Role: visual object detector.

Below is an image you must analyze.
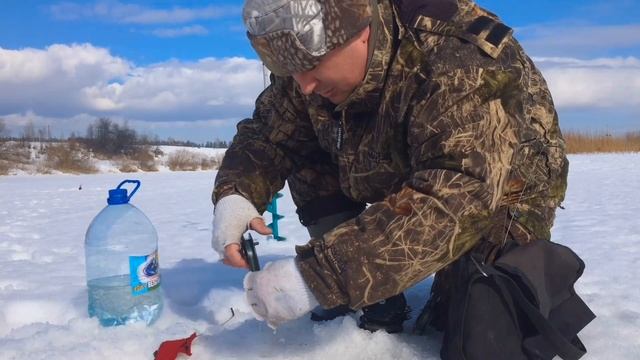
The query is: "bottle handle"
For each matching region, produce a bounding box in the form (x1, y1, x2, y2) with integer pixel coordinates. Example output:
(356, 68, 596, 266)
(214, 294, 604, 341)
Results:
(116, 180, 141, 202)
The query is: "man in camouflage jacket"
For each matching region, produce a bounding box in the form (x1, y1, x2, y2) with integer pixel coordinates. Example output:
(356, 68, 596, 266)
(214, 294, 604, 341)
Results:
(211, 0, 568, 330)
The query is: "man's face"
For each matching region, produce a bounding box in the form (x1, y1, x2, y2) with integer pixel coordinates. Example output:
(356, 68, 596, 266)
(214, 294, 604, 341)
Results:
(292, 26, 370, 104)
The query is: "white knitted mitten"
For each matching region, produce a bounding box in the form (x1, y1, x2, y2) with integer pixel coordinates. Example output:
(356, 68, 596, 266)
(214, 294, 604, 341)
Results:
(211, 194, 260, 257)
(244, 258, 319, 328)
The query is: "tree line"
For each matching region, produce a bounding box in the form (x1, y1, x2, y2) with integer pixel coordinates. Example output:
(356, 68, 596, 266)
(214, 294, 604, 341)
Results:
(0, 118, 229, 153)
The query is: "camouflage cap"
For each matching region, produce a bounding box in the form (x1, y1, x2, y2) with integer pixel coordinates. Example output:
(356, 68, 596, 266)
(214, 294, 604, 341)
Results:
(243, 0, 372, 76)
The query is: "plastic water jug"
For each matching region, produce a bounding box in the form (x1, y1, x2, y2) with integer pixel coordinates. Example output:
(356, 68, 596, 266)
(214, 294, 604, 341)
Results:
(85, 180, 163, 326)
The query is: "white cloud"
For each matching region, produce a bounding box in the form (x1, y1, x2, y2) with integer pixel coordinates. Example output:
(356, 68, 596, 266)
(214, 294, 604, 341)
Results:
(50, 1, 240, 24)
(0, 43, 265, 140)
(79, 57, 265, 119)
(0, 44, 129, 84)
(0, 44, 131, 117)
(0, 43, 264, 116)
(1, 43, 636, 141)
(151, 25, 209, 38)
(534, 56, 640, 109)
(517, 23, 640, 57)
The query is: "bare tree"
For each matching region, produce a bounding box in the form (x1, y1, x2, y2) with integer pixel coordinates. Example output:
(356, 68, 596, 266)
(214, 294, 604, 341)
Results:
(0, 118, 7, 139)
(86, 118, 138, 156)
(22, 120, 36, 141)
(37, 127, 47, 141)
(86, 123, 95, 140)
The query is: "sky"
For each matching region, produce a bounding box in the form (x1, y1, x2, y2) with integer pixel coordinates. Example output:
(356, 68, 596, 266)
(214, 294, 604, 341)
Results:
(0, 0, 638, 142)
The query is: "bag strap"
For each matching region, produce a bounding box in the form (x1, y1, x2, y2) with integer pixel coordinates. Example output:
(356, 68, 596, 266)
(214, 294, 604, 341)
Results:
(479, 265, 586, 360)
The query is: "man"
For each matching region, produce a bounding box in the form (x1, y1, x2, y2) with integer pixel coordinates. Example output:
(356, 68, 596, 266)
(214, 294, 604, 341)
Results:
(211, 0, 568, 333)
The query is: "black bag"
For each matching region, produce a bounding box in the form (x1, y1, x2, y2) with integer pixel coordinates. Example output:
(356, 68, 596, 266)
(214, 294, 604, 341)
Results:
(420, 240, 596, 360)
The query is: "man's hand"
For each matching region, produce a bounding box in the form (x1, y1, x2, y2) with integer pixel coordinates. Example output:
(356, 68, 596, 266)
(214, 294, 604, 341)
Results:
(244, 258, 319, 328)
(223, 218, 272, 269)
(212, 195, 272, 268)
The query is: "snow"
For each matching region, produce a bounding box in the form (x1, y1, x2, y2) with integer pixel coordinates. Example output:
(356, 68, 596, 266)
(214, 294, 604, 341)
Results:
(0, 153, 638, 359)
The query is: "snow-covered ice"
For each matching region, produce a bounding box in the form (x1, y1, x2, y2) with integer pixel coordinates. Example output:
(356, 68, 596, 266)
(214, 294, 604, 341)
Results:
(0, 154, 638, 359)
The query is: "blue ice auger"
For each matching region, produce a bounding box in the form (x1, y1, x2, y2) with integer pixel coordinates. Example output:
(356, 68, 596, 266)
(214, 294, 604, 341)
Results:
(266, 192, 285, 241)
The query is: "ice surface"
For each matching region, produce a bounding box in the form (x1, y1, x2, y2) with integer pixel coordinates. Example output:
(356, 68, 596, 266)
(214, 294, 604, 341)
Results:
(0, 154, 638, 359)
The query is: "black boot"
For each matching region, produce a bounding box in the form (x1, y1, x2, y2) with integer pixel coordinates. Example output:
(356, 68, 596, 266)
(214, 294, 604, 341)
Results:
(358, 293, 411, 333)
(310, 304, 355, 322)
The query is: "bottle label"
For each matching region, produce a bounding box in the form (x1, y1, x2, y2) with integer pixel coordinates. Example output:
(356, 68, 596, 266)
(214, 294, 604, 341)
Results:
(129, 250, 160, 296)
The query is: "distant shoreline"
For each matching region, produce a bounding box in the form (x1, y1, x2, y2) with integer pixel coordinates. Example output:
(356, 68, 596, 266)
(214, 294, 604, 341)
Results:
(0, 141, 226, 176)
(3, 133, 640, 176)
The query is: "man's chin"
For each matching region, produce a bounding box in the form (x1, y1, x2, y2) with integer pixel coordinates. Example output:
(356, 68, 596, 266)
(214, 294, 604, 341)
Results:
(326, 92, 347, 104)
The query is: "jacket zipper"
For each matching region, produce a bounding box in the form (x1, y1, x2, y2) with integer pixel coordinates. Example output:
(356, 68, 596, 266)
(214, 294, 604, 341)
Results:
(335, 110, 345, 151)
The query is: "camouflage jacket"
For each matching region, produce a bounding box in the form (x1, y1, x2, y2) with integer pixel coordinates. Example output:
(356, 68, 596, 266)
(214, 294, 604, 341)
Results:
(213, 0, 568, 310)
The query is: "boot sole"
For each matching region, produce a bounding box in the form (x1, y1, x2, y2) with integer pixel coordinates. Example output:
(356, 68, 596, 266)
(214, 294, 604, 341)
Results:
(358, 320, 404, 334)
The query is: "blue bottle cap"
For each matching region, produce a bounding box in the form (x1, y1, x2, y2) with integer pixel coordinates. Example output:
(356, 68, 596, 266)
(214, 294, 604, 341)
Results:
(107, 180, 141, 205)
(108, 188, 129, 205)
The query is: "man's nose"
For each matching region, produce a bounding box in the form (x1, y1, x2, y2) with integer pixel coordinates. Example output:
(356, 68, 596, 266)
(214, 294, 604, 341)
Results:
(292, 71, 318, 95)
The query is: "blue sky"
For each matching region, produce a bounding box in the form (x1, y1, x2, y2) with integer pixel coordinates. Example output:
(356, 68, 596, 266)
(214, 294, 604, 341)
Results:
(0, 0, 638, 142)
(0, 0, 250, 65)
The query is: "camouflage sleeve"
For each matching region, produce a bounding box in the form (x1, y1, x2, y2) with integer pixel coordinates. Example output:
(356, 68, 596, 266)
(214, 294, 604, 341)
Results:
(296, 46, 523, 310)
(212, 75, 319, 213)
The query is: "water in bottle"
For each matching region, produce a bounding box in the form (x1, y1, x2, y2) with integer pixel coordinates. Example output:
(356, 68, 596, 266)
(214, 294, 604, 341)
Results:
(85, 180, 163, 326)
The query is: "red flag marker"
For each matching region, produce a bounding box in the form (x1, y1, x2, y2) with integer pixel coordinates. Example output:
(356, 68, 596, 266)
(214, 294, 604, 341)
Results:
(154, 332, 198, 360)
